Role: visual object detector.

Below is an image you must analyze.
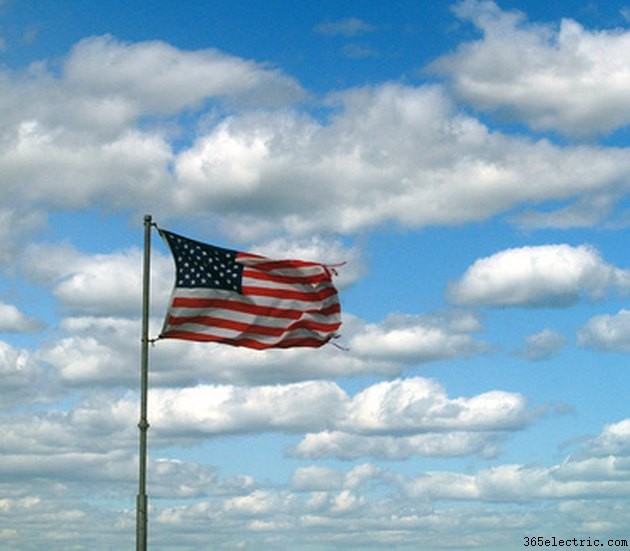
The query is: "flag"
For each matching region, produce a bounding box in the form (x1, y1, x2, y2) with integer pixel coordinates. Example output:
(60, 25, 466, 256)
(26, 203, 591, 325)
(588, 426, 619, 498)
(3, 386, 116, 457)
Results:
(159, 230, 342, 349)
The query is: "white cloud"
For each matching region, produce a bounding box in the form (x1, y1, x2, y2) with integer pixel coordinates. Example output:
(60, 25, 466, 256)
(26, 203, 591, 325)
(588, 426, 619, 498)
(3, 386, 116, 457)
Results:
(349, 311, 486, 363)
(29, 376, 533, 459)
(405, 447, 630, 502)
(517, 329, 566, 361)
(0, 302, 44, 332)
(172, 84, 630, 238)
(292, 466, 345, 491)
(448, 244, 630, 307)
(0, 36, 301, 218)
(578, 309, 630, 352)
(41, 319, 140, 385)
(293, 377, 533, 460)
(0, 390, 234, 500)
(583, 418, 630, 457)
(1, 122, 174, 210)
(0, 342, 47, 408)
(2, 374, 627, 550)
(64, 35, 305, 111)
(401, 419, 630, 507)
(293, 430, 502, 460)
(148, 381, 347, 438)
(148, 335, 394, 386)
(341, 377, 530, 433)
(433, 0, 630, 136)
(83, 415, 630, 547)
(222, 489, 299, 518)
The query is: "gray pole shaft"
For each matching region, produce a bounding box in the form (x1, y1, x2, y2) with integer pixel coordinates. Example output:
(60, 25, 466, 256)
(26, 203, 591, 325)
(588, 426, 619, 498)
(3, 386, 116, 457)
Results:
(137, 214, 152, 551)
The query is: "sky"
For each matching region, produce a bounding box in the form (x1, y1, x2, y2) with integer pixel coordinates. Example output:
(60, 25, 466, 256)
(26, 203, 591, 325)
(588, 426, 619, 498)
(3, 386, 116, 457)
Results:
(2, 0, 630, 549)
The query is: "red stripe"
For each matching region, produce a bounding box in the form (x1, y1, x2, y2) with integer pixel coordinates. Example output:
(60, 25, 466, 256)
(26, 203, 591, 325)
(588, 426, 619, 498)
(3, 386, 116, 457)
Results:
(170, 297, 341, 319)
(238, 255, 322, 271)
(166, 314, 341, 337)
(160, 330, 333, 349)
(242, 285, 338, 302)
(244, 267, 331, 286)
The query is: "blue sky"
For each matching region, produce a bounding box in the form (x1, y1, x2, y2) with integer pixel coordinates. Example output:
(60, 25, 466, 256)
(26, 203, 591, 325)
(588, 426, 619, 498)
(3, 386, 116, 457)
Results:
(2, 1, 630, 549)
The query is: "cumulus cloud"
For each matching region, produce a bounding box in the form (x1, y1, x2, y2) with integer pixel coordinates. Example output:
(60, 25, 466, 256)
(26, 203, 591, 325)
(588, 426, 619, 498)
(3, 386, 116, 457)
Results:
(448, 244, 630, 307)
(582, 418, 630, 457)
(1, 121, 174, 210)
(341, 377, 530, 433)
(0, 388, 246, 500)
(404, 460, 630, 502)
(148, 381, 348, 438)
(293, 377, 533, 460)
(348, 311, 486, 362)
(0, 34, 302, 136)
(40, 317, 142, 385)
(403, 420, 630, 501)
(39, 415, 626, 550)
(433, 0, 630, 136)
(152, 334, 391, 386)
(0, 36, 301, 217)
(0, 376, 533, 490)
(578, 309, 630, 352)
(38, 376, 532, 459)
(171, 84, 630, 238)
(64, 35, 305, 112)
(293, 430, 503, 460)
(2, 377, 627, 549)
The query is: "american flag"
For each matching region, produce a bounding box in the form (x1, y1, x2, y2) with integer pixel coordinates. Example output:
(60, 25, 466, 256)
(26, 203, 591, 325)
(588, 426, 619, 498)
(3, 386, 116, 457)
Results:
(159, 230, 342, 349)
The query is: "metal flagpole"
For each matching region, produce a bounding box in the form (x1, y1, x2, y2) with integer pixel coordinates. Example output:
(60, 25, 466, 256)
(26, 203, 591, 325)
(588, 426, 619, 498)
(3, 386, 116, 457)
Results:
(137, 214, 153, 551)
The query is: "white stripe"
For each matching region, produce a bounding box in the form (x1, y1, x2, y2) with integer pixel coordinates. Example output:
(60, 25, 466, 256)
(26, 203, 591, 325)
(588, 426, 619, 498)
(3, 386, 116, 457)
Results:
(241, 274, 337, 293)
(166, 305, 340, 328)
(170, 288, 341, 312)
(239, 257, 327, 278)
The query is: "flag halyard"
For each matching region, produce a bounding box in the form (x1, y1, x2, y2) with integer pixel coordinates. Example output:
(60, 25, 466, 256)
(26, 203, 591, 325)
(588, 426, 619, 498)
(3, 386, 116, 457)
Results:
(159, 230, 342, 349)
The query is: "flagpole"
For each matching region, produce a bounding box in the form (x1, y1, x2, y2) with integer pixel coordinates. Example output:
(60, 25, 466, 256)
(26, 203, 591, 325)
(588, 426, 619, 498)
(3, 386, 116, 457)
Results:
(137, 214, 152, 551)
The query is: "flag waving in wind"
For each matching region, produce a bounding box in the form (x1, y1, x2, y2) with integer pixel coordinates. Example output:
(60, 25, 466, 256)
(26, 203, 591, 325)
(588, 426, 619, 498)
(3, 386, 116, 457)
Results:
(159, 230, 342, 349)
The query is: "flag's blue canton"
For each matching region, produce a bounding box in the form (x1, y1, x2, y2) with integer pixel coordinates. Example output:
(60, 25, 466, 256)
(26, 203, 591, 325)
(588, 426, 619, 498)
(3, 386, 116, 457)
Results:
(162, 231, 243, 292)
